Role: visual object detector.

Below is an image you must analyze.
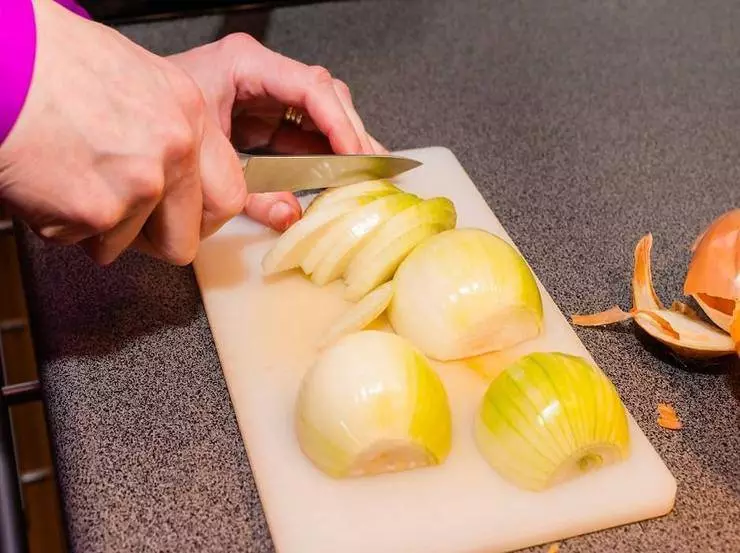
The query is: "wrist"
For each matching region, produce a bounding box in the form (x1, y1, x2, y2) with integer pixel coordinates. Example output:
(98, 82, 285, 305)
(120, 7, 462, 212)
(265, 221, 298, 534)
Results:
(0, 0, 37, 146)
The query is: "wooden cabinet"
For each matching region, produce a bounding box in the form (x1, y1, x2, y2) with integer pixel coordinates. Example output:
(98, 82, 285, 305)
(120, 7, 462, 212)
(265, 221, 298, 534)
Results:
(0, 206, 66, 553)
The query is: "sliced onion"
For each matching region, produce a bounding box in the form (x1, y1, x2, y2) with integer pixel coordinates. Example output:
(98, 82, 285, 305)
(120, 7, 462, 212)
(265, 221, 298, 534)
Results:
(262, 197, 375, 276)
(303, 179, 400, 216)
(388, 228, 544, 361)
(300, 193, 420, 283)
(320, 282, 394, 348)
(474, 351, 631, 491)
(295, 330, 452, 478)
(343, 197, 457, 302)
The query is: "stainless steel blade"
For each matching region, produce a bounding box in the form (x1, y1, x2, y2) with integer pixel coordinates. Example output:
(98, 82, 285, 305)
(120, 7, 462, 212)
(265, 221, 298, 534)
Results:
(237, 153, 422, 194)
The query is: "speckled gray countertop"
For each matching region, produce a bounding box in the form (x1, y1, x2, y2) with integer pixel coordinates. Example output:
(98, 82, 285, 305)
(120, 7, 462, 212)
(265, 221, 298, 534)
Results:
(16, 1, 740, 551)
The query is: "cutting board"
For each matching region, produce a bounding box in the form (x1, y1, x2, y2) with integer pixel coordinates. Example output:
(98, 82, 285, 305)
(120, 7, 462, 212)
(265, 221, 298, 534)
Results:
(192, 146, 677, 553)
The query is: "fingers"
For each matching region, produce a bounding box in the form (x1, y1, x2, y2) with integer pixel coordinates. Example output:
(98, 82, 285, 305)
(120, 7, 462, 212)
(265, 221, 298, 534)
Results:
(225, 34, 373, 155)
(243, 191, 302, 231)
(198, 116, 248, 238)
(331, 79, 373, 154)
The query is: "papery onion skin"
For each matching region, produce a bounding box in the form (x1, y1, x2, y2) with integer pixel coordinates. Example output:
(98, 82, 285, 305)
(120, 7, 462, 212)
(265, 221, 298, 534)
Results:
(388, 228, 544, 362)
(295, 330, 452, 478)
(474, 352, 631, 492)
(684, 209, 740, 301)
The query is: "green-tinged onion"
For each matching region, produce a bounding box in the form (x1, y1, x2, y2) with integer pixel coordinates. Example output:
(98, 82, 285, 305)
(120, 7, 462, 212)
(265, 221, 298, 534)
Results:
(262, 197, 378, 276)
(301, 193, 421, 284)
(343, 197, 457, 301)
(295, 330, 452, 478)
(474, 351, 631, 491)
(321, 282, 394, 347)
(303, 179, 400, 216)
(387, 228, 544, 361)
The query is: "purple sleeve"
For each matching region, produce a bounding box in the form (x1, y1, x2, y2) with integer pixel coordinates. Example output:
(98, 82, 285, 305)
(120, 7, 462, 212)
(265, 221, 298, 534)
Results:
(0, 0, 90, 146)
(0, 0, 37, 145)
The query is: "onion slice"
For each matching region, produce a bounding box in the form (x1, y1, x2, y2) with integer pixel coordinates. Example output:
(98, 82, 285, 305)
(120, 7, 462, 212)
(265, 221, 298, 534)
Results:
(343, 197, 457, 302)
(262, 197, 374, 276)
(303, 179, 400, 216)
(320, 282, 394, 348)
(474, 352, 631, 491)
(301, 193, 420, 280)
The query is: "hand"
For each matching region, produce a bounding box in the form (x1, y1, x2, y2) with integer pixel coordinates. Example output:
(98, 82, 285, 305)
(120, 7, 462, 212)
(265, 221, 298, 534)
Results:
(167, 33, 386, 231)
(0, 0, 231, 265)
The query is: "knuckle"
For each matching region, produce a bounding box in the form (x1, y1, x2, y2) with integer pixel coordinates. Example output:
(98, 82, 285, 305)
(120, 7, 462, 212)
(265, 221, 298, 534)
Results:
(132, 164, 165, 202)
(163, 118, 198, 161)
(219, 32, 259, 54)
(333, 78, 350, 98)
(308, 65, 333, 86)
(80, 199, 122, 232)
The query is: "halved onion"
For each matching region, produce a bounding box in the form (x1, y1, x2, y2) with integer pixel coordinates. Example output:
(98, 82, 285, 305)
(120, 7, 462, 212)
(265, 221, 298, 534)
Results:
(388, 228, 544, 361)
(320, 282, 394, 347)
(262, 197, 377, 276)
(343, 197, 457, 301)
(295, 330, 452, 478)
(474, 351, 631, 491)
(303, 179, 400, 216)
(302, 193, 421, 284)
(572, 234, 736, 359)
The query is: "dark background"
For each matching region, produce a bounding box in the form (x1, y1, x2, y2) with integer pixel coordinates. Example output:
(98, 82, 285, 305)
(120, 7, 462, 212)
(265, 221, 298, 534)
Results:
(77, 0, 344, 23)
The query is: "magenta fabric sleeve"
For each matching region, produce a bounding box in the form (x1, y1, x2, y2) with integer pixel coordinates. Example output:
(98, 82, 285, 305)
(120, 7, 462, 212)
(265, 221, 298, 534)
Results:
(55, 0, 90, 18)
(0, 0, 90, 145)
(0, 0, 37, 145)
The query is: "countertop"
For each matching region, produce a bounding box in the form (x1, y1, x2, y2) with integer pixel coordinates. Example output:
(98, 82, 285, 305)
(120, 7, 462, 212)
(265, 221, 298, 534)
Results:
(16, 0, 740, 551)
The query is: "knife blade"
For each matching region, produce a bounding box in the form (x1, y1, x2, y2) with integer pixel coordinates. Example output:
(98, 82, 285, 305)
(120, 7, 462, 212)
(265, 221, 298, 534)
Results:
(237, 152, 422, 194)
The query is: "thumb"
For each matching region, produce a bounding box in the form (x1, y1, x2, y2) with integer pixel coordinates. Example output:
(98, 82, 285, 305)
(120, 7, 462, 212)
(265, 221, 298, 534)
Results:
(198, 116, 248, 238)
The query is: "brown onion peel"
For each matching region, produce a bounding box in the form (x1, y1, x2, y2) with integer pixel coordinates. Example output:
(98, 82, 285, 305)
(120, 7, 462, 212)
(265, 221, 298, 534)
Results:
(570, 306, 633, 326)
(732, 301, 740, 355)
(683, 208, 740, 300)
(632, 233, 663, 311)
(572, 234, 736, 359)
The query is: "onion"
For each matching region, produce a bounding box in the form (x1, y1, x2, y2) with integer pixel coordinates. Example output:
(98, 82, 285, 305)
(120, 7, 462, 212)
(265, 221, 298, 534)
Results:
(474, 352, 631, 491)
(303, 179, 400, 216)
(683, 209, 740, 355)
(321, 282, 394, 347)
(343, 197, 457, 301)
(295, 330, 452, 478)
(387, 228, 544, 361)
(262, 197, 377, 276)
(301, 193, 421, 283)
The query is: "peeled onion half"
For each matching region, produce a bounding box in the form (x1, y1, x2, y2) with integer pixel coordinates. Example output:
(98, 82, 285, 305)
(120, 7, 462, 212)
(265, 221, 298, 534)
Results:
(474, 352, 631, 491)
(388, 228, 544, 361)
(295, 330, 452, 478)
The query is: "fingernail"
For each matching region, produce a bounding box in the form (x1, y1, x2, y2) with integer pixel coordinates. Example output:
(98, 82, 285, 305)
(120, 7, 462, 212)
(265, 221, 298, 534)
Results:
(268, 201, 295, 231)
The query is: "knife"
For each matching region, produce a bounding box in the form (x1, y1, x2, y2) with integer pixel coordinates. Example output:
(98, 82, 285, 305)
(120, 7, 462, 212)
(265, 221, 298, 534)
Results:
(237, 152, 422, 194)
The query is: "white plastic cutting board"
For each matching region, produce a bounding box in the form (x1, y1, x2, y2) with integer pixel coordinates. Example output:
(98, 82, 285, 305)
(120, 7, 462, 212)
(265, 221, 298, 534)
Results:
(192, 147, 677, 553)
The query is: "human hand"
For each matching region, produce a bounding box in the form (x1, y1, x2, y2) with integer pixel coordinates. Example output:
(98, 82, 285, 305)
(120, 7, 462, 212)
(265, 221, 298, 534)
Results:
(167, 32, 386, 231)
(0, 0, 238, 265)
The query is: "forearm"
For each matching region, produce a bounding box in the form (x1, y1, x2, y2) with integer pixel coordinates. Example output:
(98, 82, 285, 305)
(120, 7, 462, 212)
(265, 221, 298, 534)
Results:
(0, 0, 89, 146)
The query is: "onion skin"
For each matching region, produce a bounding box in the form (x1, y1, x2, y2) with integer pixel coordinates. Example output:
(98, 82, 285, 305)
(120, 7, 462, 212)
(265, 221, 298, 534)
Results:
(474, 352, 631, 491)
(388, 228, 544, 362)
(684, 209, 740, 301)
(295, 331, 452, 478)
